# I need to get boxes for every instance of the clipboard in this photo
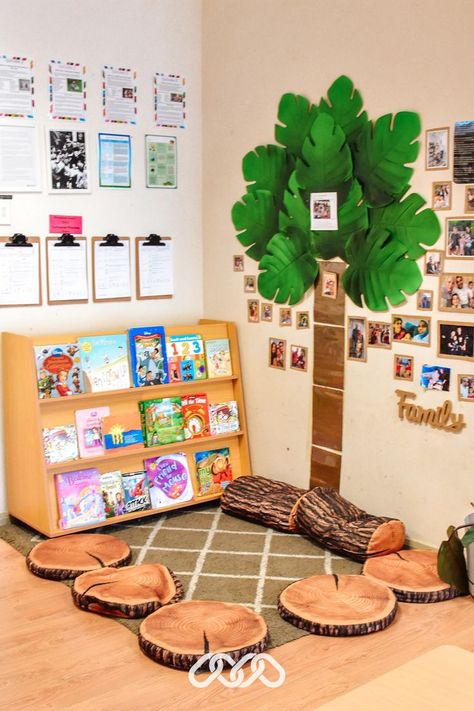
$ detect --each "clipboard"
[0,234,42,307]
[46,233,88,305]
[92,234,131,302]
[135,234,173,300]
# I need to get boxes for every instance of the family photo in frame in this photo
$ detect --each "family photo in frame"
[458,375,474,401]
[290,345,308,371]
[417,290,433,310]
[438,322,474,361]
[392,315,431,345]
[439,273,474,313]
[424,250,443,275]
[269,338,286,369]
[425,127,449,170]
[393,354,414,381]
[420,364,451,392]
[347,317,367,361]
[368,321,391,348]
[432,181,451,210]
[445,218,474,258]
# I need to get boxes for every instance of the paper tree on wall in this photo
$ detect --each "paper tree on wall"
[231,76,441,311]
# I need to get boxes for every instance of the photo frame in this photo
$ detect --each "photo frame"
[445,217,474,259]
[438,321,474,361]
[247,299,259,323]
[279,307,292,327]
[417,289,433,311]
[458,374,474,402]
[46,128,90,193]
[347,317,367,362]
[393,354,414,382]
[367,321,391,348]
[438,273,474,313]
[269,337,286,369]
[432,181,452,210]
[321,270,338,299]
[261,302,273,322]
[290,344,308,372]
[244,275,256,292]
[425,127,449,170]
[296,311,310,329]
[233,255,244,272]
[420,364,451,392]
[465,186,474,214]
[392,315,431,346]
[424,250,443,275]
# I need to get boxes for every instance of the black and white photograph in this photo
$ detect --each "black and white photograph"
[47,129,89,192]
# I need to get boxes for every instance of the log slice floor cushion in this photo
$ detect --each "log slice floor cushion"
[221,474,308,533]
[363,549,463,603]
[278,574,397,636]
[293,487,406,561]
[72,563,184,618]
[139,599,269,670]
[26,533,132,580]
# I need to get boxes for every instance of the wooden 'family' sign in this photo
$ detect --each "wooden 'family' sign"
[396,390,466,433]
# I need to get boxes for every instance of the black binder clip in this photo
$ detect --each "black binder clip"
[143,233,166,246]
[54,233,79,246]
[100,233,123,246]
[5,233,32,247]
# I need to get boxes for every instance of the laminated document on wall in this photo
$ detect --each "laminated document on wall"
[0,235,41,306]
[136,235,173,299]
[92,235,131,302]
[46,235,88,304]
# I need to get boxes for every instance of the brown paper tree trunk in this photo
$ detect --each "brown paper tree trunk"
[139,600,268,670]
[72,563,184,618]
[26,533,132,580]
[278,574,397,636]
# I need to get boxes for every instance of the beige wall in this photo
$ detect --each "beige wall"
[202,0,474,545]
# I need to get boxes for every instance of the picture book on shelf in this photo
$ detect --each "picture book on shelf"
[194,447,233,496]
[139,396,184,447]
[75,406,110,458]
[144,453,194,509]
[205,338,232,378]
[121,471,151,513]
[102,412,144,451]
[209,401,240,435]
[55,468,105,530]
[128,326,168,387]
[182,394,210,439]
[100,470,126,518]
[166,334,207,382]
[34,343,84,398]
[78,334,130,392]
[43,424,79,464]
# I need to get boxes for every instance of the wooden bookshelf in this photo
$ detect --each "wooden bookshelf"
[2,320,251,537]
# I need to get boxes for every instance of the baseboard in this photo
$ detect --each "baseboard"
[406,536,436,551]
[0,512,10,526]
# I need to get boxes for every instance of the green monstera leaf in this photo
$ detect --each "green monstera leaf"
[437,526,469,594]
[295,113,353,204]
[278,172,311,236]
[258,230,318,305]
[243,144,294,200]
[370,192,441,260]
[275,93,318,160]
[319,75,368,147]
[311,179,368,261]
[354,112,421,207]
[343,226,422,310]
[232,190,279,260]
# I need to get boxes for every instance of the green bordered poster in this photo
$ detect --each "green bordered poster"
[145,134,177,189]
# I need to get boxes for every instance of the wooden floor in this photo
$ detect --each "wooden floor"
[2,538,474,711]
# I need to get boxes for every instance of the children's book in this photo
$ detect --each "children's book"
[166,334,207,382]
[43,425,79,464]
[208,401,240,435]
[102,412,144,451]
[34,343,84,398]
[55,468,105,530]
[78,334,130,393]
[100,470,126,519]
[205,338,232,378]
[75,406,110,458]
[128,326,168,387]
[144,453,194,509]
[182,394,210,439]
[121,471,151,514]
[193,448,233,497]
[139,396,184,447]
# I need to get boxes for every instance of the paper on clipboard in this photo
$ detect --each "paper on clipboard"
[0,241,40,305]
[47,239,88,302]
[93,239,131,300]
[138,240,174,297]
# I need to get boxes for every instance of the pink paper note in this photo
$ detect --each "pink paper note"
[49,214,83,234]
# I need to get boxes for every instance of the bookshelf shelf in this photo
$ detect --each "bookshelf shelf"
[2,320,251,537]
